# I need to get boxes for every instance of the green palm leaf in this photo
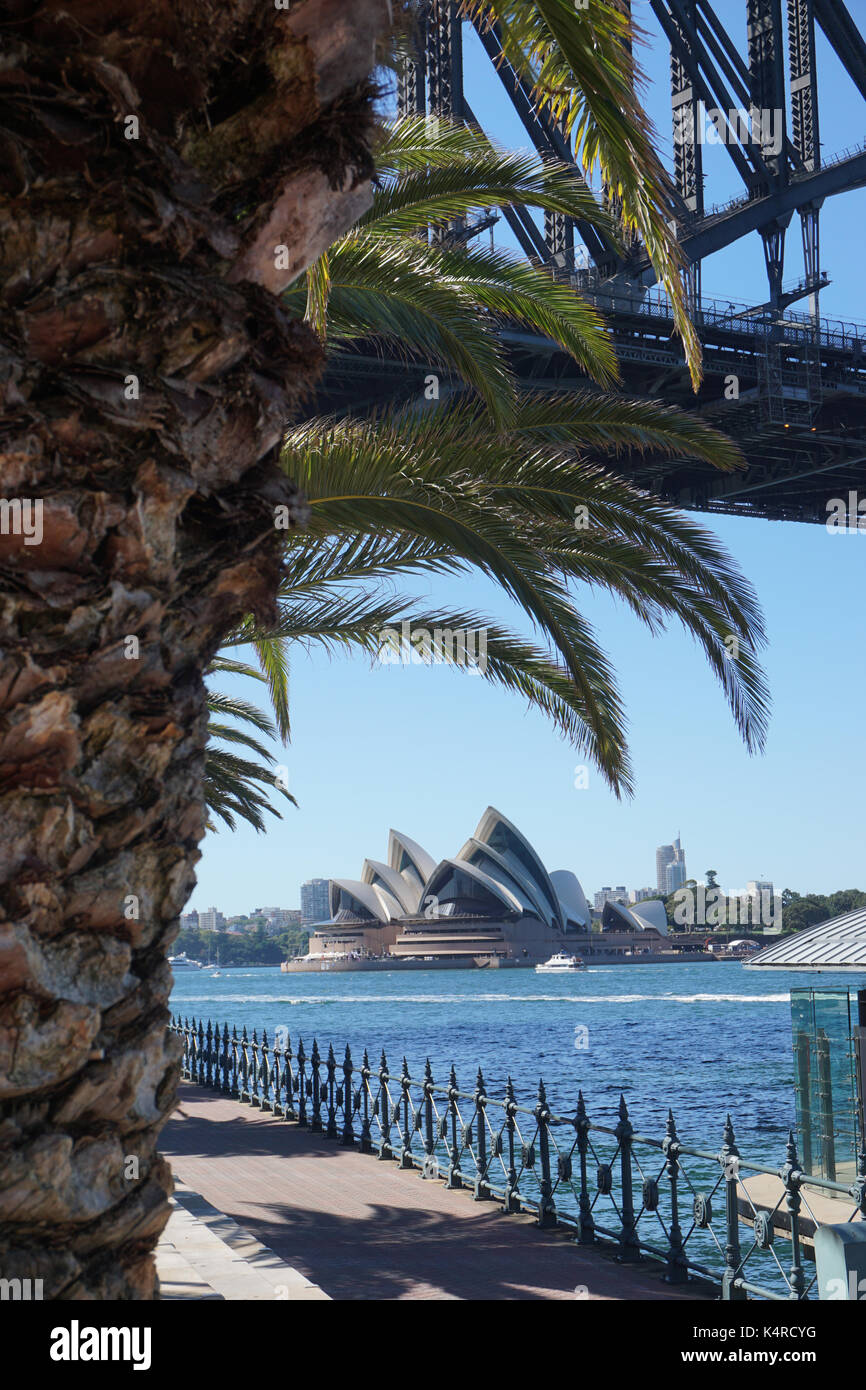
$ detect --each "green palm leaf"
[204,668,295,832]
[464,0,702,384]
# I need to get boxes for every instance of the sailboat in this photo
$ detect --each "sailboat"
[207,941,222,977]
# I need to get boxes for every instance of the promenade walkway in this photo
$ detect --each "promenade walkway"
[162,1082,712,1301]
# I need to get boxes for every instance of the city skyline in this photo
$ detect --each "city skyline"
[187,824,786,919]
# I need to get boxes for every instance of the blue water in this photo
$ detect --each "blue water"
[169,960,854,1164]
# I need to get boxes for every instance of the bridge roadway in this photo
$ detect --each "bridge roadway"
[316,286,866,525]
[162,1082,710,1302]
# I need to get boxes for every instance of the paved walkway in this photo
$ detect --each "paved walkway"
[162,1083,712,1301]
[156,1179,330,1300]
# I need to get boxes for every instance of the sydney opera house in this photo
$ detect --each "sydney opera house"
[283,807,672,972]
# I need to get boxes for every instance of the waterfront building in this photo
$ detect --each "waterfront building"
[747,879,774,899]
[180,910,198,930]
[629,887,657,904]
[745,908,866,1250]
[285,810,713,972]
[290,808,590,970]
[593,886,629,910]
[198,906,225,932]
[656,836,686,894]
[300,878,331,924]
[664,860,686,894]
[257,907,300,930]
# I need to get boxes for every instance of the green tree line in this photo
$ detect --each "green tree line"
[173,926,310,967]
[646,884,866,933]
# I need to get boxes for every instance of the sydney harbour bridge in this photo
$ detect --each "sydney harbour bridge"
[316,0,866,525]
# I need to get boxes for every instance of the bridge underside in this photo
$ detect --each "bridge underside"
[314,294,866,525]
[339,0,866,525]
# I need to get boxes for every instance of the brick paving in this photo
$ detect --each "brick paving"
[162,1082,713,1301]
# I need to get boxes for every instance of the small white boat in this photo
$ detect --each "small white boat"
[535,950,583,973]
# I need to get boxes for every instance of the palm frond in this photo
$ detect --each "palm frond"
[464,0,702,385]
[279,401,770,791]
[204,674,295,832]
[220,619,292,742]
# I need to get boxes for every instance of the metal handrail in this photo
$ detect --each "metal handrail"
[169,1014,866,1301]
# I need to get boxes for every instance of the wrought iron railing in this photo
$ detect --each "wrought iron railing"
[169,1014,866,1301]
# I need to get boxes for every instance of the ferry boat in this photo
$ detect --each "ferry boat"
[535,950,583,973]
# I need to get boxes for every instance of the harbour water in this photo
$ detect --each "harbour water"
[169,959,854,1161]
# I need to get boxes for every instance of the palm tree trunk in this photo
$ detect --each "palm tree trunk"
[0,0,389,1298]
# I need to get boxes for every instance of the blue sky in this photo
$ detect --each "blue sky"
[192,7,866,916]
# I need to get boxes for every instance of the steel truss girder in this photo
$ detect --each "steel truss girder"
[746,0,788,185]
[670,0,704,215]
[678,150,866,262]
[425,0,463,122]
[788,0,819,170]
[813,0,866,103]
[464,14,614,267]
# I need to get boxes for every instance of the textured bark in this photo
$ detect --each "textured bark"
[0,0,390,1297]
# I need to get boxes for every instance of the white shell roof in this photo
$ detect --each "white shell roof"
[328,878,403,924]
[473,807,564,929]
[424,857,524,916]
[456,836,558,927]
[361,858,419,914]
[549,870,590,928]
[602,898,668,936]
[387,829,437,885]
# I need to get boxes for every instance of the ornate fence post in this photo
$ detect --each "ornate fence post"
[721,1114,746,1300]
[359,1048,372,1153]
[535,1078,556,1228]
[310,1039,323,1131]
[271,1030,283,1116]
[220,1024,230,1093]
[326,1044,338,1139]
[179,1017,188,1078]
[250,1028,261,1106]
[662,1109,688,1284]
[341,1044,355,1146]
[473,1068,489,1201]
[781,1131,807,1300]
[503,1076,519,1214]
[422,1058,436,1176]
[197,1019,206,1084]
[616,1094,640,1262]
[575,1092,595,1244]
[399,1057,414,1168]
[260,1029,272,1111]
[446,1065,462,1189]
[296,1038,307,1127]
[377,1050,392,1159]
[239,1025,250,1102]
[204,1019,213,1087]
[187,1017,196,1081]
[230,1025,239,1099]
[284,1035,297,1121]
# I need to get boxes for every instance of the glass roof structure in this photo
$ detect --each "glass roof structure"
[745,906,866,972]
